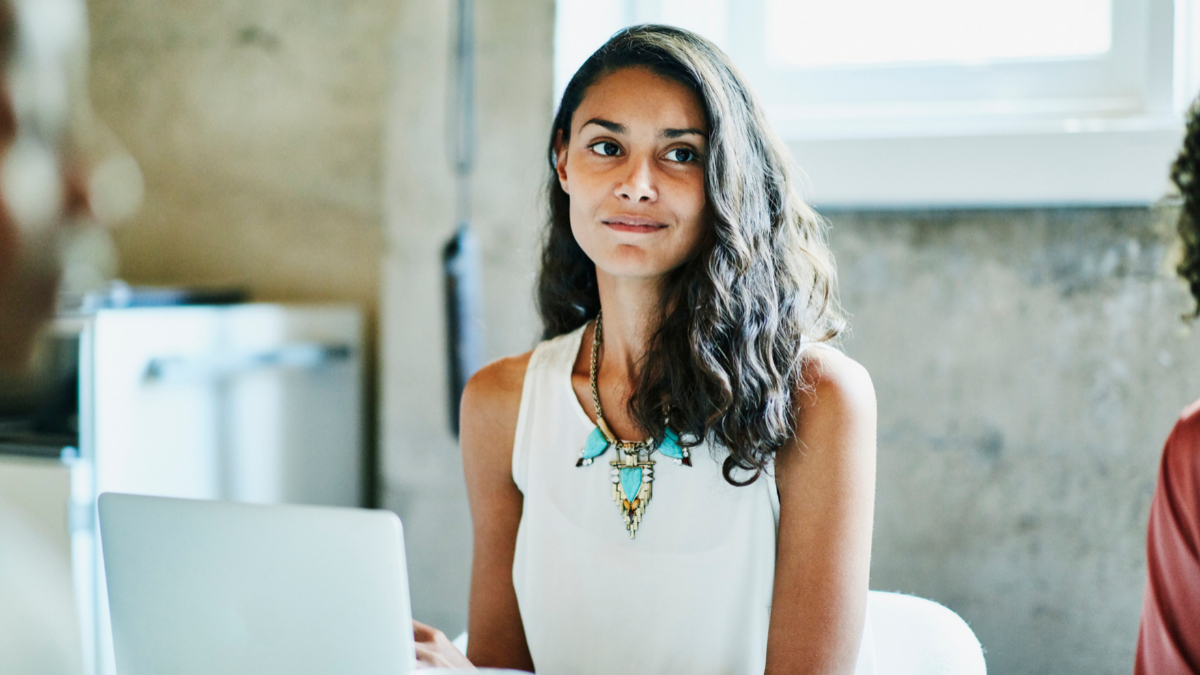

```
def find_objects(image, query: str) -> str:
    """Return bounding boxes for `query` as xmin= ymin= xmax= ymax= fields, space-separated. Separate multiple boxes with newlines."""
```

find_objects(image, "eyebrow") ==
xmin=581 ymin=118 xmax=625 ymax=134
xmin=662 ymin=127 xmax=706 ymax=139
xmin=581 ymin=117 xmax=707 ymax=140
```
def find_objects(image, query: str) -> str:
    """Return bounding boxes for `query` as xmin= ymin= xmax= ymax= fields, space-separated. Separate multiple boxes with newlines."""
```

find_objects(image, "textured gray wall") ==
xmin=89 ymin=0 xmax=392 ymax=309
xmin=381 ymin=0 xmax=552 ymax=636
xmin=830 ymin=207 xmax=1200 ymax=675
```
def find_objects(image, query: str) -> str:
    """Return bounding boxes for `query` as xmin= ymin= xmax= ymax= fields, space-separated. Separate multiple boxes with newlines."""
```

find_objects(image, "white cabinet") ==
xmin=71 ymin=304 xmax=363 ymax=675
xmin=88 ymin=305 xmax=362 ymax=504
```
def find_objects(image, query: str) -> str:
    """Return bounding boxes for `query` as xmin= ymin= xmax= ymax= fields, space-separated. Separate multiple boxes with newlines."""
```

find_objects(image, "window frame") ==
xmin=555 ymin=0 xmax=1197 ymax=208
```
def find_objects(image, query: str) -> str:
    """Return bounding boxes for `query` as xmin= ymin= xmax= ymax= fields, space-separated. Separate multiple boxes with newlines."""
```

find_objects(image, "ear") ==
xmin=554 ymin=129 xmax=569 ymax=194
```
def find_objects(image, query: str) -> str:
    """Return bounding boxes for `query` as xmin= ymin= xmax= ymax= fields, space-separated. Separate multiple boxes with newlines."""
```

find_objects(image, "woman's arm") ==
xmin=460 ymin=353 xmax=536 ymax=670
xmin=765 ymin=347 xmax=877 ymax=675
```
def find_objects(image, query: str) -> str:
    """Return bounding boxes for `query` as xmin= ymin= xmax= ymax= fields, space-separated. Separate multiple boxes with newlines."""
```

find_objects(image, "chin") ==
xmin=596 ymin=261 xmax=678 ymax=282
xmin=584 ymin=245 xmax=650 ymax=273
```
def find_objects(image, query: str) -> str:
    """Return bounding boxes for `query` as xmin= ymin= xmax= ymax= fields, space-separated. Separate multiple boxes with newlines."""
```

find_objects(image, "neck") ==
xmin=595 ymin=268 xmax=663 ymax=384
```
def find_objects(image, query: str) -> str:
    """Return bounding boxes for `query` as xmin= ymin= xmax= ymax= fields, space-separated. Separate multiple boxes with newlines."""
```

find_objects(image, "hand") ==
xmin=413 ymin=619 xmax=474 ymax=670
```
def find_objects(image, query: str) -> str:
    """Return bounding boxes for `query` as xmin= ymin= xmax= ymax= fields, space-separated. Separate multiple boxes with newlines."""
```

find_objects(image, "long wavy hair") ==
xmin=537 ymin=25 xmax=845 ymax=484
xmin=1175 ymin=98 xmax=1200 ymax=316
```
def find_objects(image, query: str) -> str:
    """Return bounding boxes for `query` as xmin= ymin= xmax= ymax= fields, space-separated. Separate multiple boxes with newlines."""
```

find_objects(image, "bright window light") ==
xmin=766 ymin=0 xmax=1112 ymax=68
xmin=557 ymin=0 xmax=1188 ymax=205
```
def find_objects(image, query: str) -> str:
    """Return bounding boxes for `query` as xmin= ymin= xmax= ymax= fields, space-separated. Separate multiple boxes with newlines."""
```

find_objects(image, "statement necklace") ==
xmin=575 ymin=310 xmax=690 ymax=538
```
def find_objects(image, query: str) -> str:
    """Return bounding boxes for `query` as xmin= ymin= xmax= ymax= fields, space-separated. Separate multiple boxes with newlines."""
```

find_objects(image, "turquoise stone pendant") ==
xmin=577 ymin=425 xmax=690 ymax=538
xmin=576 ymin=427 xmax=610 ymax=466
xmin=610 ymin=452 xmax=654 ymax=538
xmin=656 ymin=429 xmax=691 ymax=466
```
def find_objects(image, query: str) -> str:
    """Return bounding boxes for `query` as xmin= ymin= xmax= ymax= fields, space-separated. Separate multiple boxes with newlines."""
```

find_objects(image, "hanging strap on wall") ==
xmin=442 ymin=0 xmax=481 ymax=437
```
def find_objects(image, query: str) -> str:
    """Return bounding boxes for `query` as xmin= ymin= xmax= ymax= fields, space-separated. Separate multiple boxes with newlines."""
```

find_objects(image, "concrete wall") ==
xmin=381 ymin=0 xmax=553 ymax=634
xmin=830 ymin=207 xmax=1198 ymax=675
xmin=89 ymin=0 xmax=393 ymax=308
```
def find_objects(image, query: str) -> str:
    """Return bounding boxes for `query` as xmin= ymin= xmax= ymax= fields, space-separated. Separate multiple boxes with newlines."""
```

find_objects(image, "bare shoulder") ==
xmin=776 ymin=344 xmax=877 ymax=480
xmin=461 ymin=351 xmax=534 ymax=441
xmin=796 ymin=343 xmax=876 ymax=421
xmin=772 ymin=341 xmax=878 ymax=494
xmin=463 ymin=352 xmax=533 ymax=410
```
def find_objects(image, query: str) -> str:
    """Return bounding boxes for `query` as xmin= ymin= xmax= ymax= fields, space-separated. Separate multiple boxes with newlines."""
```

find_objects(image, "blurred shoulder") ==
xmin=1177 ymin=397 xmax=1200 ymax=433
xmin=1165 ymin=396 xmax=1200 ymax=465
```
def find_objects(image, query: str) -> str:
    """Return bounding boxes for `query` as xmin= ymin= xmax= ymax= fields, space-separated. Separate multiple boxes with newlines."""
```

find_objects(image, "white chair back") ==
xmin=868 ymin=591 xmax=987 ymax=675
xmin=450 ymin=591 xmax=987 ymax=675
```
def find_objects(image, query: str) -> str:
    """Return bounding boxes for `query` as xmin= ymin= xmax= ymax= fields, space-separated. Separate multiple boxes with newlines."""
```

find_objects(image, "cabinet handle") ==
xmin=144 ymin=343 xmax=352 ymax=381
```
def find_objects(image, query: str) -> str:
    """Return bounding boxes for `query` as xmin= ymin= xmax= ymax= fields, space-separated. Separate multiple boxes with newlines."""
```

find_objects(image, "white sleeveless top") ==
xmin=510 ymin=325 xmax=875 ymax=674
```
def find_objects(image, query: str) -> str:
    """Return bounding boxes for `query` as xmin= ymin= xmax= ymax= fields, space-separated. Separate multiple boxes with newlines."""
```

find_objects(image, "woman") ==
xmin=417 ymin=25 xmax=877 ymax=674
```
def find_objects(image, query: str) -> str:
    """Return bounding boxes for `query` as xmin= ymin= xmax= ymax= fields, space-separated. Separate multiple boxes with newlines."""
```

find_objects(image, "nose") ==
xmin=615 ymin=155 xmax=657 ymax=203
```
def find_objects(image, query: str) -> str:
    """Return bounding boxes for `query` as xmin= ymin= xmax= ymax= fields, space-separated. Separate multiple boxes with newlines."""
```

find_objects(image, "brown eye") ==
xmin=590 ymin=141 xmax=621 ymax=157
xmin=666 ymin=148 xmax=696 ymax=163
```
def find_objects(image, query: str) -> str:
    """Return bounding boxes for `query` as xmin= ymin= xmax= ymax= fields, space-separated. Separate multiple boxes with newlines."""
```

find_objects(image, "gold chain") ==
xmin=589 ymin=310 xmax=654 ymax=454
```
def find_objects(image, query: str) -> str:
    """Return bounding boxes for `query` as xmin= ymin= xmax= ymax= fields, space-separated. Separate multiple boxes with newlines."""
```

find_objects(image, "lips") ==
xmin=601 ymin=215 xmax=667 ymax=232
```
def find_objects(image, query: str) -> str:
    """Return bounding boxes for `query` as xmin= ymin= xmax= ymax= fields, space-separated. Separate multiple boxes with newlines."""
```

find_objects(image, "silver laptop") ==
xmin=98 ymin=493 xmax=416 ymax=675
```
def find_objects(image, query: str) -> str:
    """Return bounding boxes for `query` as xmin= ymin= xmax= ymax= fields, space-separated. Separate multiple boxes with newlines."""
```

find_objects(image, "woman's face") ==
xmin=556 ymin=67 xmax=709 ymax=282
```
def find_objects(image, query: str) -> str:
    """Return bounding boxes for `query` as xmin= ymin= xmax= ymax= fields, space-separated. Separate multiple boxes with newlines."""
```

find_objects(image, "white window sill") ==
xmin=790 ymin=120 xmax=1184 ymax=209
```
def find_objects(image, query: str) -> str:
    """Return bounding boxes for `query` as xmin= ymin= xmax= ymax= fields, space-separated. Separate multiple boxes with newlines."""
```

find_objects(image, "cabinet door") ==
xmin=92 ymin=307 xmax=224 ymax=500
xmin=90 ymin=305 xmax=362 ymax=505
xmin=220 ymin=304 xmax=362 ymax=506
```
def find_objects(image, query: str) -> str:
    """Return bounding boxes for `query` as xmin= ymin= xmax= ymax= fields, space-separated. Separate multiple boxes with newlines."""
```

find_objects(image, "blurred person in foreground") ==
xmin=0 ymin=0 xmax=135 ymax=372
xmin=1135 ymin=100 xmax=1200 ymax=675
xmin=0 ymin=0 xmax=139 ymax=672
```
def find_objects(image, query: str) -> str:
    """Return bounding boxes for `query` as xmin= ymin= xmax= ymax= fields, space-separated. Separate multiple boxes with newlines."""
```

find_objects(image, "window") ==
xmin=766 ymin=0 xmax=1112 ymax=68
xmin=555 ymin=0 xmax=1198 ymax=207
